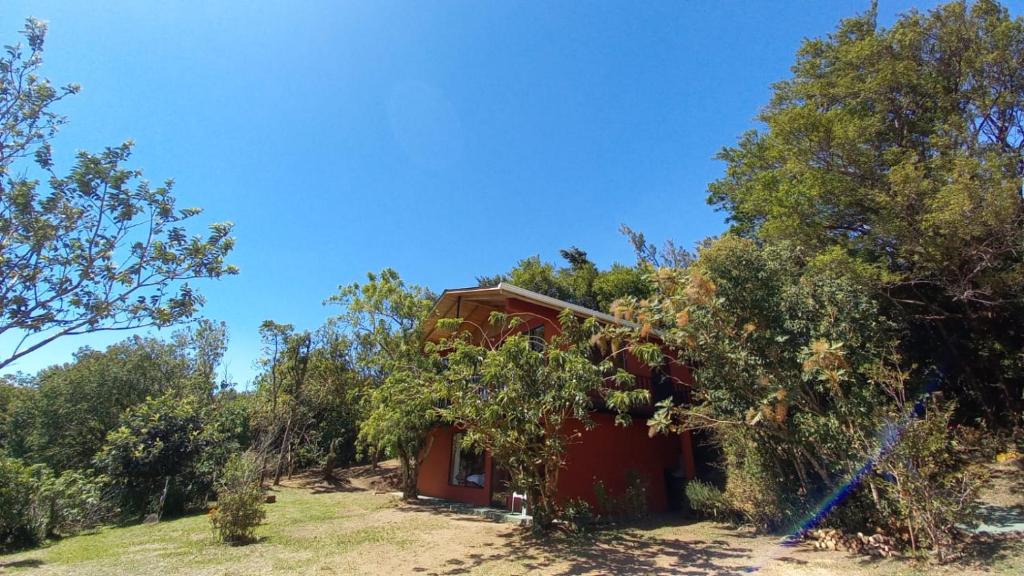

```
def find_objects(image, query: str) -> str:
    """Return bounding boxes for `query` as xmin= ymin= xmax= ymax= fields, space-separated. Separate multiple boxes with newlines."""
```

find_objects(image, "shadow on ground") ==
xmin=0 ymin=558 xmax=45 ymax=569
xmin=393 ymin=505 xmax=761 ymax=576
xmin=425 ymin=530 xmax=757 ymax=576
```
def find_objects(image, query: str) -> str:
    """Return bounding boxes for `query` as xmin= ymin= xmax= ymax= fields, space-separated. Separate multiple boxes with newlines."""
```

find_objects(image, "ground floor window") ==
xmin=449 ymin=432 xmax=485 ymax=488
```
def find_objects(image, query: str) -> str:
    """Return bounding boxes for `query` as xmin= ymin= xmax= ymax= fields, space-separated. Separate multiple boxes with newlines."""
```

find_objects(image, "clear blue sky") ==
xmin=3 ymin=0 xmax=1018 ymax=386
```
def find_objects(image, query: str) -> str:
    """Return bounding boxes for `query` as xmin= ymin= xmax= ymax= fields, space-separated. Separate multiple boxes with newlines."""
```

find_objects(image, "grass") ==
xmin=1 ymin=470 xmax=1022 ymax=576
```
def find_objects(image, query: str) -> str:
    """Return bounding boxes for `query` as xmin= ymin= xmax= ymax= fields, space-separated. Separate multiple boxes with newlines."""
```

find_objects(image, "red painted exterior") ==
xmin=417 ymin=425 xmax=494 ymax=507
xmin=416 ymin=291 xmax=697 ymax=513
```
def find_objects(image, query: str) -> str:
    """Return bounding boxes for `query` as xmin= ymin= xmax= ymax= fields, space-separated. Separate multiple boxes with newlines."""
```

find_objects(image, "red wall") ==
xmin=417 ymin=417 xmax=694 ymax=513
xmin=416 ymin=425 xmax=493 ymax=507
xmin=556 ymin=412 xmax=684 ymax=512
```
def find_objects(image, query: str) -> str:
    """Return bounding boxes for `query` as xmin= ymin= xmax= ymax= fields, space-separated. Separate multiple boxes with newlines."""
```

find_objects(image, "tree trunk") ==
xmin=157 ymin=476 xmax=172 ymax=521
xmin=397 ymin=449 xmax=418 ymax=500
xmin=274 ymin=418 xmax=292 ymax=486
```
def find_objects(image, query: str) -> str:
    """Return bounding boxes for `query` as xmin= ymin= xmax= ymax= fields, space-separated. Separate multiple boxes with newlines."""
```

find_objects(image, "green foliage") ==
xmin=874 ymin=400 xmax=992 ymax=561
xmin=0 ymin=457 xmax=112 ymax=550
xmin=94 ymin=394 xmax=217 ymax=517
xmin=35 ymin=469 xmax=117 ymax=538
xmin=435 ymin=310 xmax=649 ymax=530
xmin=209 ymin=453 xmax=265 ymax=544
xmin=706 ymin=0 xmax=1024 ymax=422
xmin=684 ymin=479 xmax=728 ymax=520
xmin=621 ymin=470 xmax=650 ymax=522
xmin=559 ymin=498 xmax=595 ymax=536
xmin=0 ymin=18 xmax=236 ymax=371
xmin=250 ymin=322 xmax=363 ymax=484
xmin=478 ymin=248 xmax=650 ymax=312
xmin=328 ymin=269 xmax=436 ymax=499
xmin=0 ymin=456 xmax=40 ymax=549
xmin=588 ymin=471 xmax=651 ymax=523
xmin=640 ymin=236 xmax=893 ymax=498
xmin=11 ymin=337 xmax=193 ymax=472
xmin=720 ymin=433 xmax=793 ymax=531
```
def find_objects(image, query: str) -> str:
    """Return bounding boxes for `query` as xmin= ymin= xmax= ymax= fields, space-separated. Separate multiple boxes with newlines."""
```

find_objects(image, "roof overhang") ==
xmin=422 ymin=282 xmax=636 ymax=343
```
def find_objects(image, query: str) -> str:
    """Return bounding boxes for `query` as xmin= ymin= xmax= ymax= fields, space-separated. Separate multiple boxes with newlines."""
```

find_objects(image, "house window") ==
xmin=527 ymin=324 xmax=546 ymax=352
xmin=449 ymin=432 xmax=485 ymax=488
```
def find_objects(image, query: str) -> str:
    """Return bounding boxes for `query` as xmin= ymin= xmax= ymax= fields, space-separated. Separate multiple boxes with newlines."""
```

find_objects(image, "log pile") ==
xmin=806 ymin=528 xmax=898 ymax=557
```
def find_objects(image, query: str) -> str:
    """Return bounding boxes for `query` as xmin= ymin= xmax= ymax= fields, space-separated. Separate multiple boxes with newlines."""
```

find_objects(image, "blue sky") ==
xmin=3 ymin=0 xmax=1018 ymax=386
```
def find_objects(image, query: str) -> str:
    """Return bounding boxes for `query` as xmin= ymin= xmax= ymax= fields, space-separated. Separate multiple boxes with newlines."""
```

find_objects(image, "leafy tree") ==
xmin=13 ymin=337 xmax=192 ymax=472
xmin=328 ymin=269 xmax=436 ymax=499
xmin=93 ymin=394 xmax=208 ymax=518
xmin=0 ymin=456 xmax=40 ymax=549
xmin=0 ymin=18 xmax=236 ymax=371
xmin=622 ymin=236 xmax=897 ymax=528
xmin=705 ymin=0 xmax=1024 ymax=422
xmin=172 ymin=319 xmax=230 ymax=397
xmin=0 ymin=374 xmax=34 ymax=456
xmin=434 ymin=310 xmax=649 ymax=530
xmin=478 ymin=248 xmax=650 ymax=312
xmin=250 ymin=321 xmax=364 ymax=485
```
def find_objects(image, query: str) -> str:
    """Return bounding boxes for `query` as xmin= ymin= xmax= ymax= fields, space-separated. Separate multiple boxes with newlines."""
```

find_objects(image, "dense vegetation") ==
xmin=620 ymin=0 xmax=1024 ymax=560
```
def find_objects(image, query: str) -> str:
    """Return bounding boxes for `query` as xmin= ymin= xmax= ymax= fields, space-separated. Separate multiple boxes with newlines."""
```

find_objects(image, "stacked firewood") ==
xmin=806 ymin=528 xmax=899 ymax=557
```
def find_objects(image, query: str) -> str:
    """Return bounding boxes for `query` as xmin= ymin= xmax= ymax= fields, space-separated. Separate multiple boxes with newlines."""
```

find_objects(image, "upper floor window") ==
xmin=527 ymin=324 xmax=546 ymax=352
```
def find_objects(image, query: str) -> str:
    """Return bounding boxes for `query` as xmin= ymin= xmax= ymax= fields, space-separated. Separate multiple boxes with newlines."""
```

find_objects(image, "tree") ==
xmin=434 ymin=309 xmax=649 ymax=530
xmin=13 ymin=337 xmax=191 ymax=472
xmin=0 ymin=18 xmax=237 ymax=371
xmin=93 ymin=394 xmax=208 ymax=519
xmin=250 ymin=320 xmax=364 ymax=485
xmin=328 ymin=269 xmax=436 ymax=499
xmin=705 ymin=0 xmax=1024 ymax=422
xmin=478 ymin=248 xmax=651 ymax=312
xmin=629 ymin=237 xmax=898 ymax=529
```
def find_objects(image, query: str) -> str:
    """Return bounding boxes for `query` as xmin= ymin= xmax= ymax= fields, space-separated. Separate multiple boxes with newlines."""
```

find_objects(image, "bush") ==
xmin=589 ymin=470 xmax=650 ymax=523
xmin=0 ymin=457 xmax=40 ymax=549
xmin=874 ymin=400 xmax=990 ymax=562
xmin=0 ymin=458 xmax=117 ymax=550
xmin=560 ymin=498 xmax=594 ymax=535
xmin=209 ymin=453 xmax=265 ymax=544
xmin=721 ymin=434 xmax=791 ymax=531
xmin=621 ymin=469 xmax=650 ymax=521
xmin=685 ymin=479 xmax=728 ymax=520
xmin=38 ymin=470 xmax=117 ymax=536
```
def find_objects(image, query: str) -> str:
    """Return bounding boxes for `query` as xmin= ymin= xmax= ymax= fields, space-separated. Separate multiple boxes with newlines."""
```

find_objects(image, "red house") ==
xmin=416 ymin=283 xmax=698 ymax=514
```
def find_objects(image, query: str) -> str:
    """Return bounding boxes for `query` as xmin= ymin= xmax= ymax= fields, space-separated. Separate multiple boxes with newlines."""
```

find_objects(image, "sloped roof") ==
xmin=422 ymin=282 xmax=633 ymax=342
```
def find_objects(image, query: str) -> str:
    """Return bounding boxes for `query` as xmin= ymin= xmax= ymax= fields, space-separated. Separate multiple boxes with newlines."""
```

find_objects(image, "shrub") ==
xmin=0 ymin=457 xmax=39 ymax=549
xmin=209 ymin=453 xmax=265 ymax=544
xmin=621 ymin=469 xmax=650 ymax=521
xmin=721 ymin=434 xmax=791 ymax=531
xmin=685 ymin=479 xmax=728 ymax=520
xmin=874 ymin=400 xmax=990 ymax=562
xmin=1 ymin=458 xmax=117 ymax=550
xmin=560 ymin=498 xmax=594 ymax=535
xmin=589 ymin=470 xmax=650 ymax=523
xmin=38 ymin=470 xmax=117 ymax=536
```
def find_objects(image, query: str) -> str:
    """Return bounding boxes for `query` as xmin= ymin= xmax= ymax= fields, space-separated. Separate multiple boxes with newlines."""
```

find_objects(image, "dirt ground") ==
xmin=2 ymin=460 xmax=1021 ymax=576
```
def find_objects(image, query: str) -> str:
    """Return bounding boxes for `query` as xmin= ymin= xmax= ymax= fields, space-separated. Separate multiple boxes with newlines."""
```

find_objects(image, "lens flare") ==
xmin=739 ymin=379 xmax=939 ymax=573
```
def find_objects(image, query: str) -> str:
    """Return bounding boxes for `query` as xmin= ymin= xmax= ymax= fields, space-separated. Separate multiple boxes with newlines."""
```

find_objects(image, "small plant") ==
xmin=589 ymin=470 xmax=650 ymax=523
xmin=560 ymin=498 xmax=594 ymax=536
xmin=592 ymin=479 xmax=614 ymax=519
xmin=621 ymin=469 xmax=650 ymax=521
xmin=210 ymin=453 xmax=266 ymax=544
xmin=685 ymin=479 xmax=728 ymax=520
